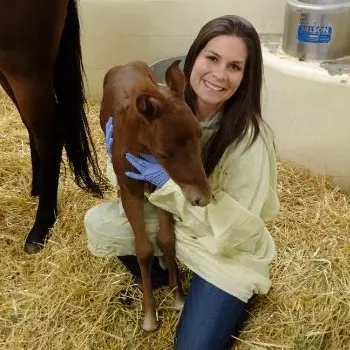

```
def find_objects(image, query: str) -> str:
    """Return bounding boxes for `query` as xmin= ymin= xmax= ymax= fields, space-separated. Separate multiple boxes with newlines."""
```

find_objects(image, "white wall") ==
xmin=261 ymin=45 xmax=350 ymax=191
xmin=79 ymin=0 xmax=286 ymax=97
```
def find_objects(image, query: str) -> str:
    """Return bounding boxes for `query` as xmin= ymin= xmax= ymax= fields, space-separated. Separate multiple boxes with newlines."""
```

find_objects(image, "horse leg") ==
xmin=25 ymin=92 xmax=61 ymax=253
xmin=120 ymin=190 xmax=158 ymax=332
xmin=28 ymin=134 xmax=42 ymax=197
xmin=157 ymin=209 xmax=185 ymax=311
xmin=6 ymin=73 xmax=62 ymax=253
xmin=0 ymin=72 xmax=42 ymax=198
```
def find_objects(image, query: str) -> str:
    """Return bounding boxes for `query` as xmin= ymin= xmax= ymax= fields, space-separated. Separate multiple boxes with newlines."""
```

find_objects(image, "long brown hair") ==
xmin=183 ymin=15 xmax=264 ymax=177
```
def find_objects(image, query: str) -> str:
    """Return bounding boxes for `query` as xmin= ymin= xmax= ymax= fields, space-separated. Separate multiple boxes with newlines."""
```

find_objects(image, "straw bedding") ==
xmin=0 ymin=92 xmax=349 ymax=350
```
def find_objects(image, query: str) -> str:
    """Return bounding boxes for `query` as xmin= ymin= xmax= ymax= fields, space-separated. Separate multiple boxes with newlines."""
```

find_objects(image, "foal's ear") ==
xmin=165 ymin=60 xmax=185 ymax=100
xmin=136 ymin=94 xmax=161 ymax=120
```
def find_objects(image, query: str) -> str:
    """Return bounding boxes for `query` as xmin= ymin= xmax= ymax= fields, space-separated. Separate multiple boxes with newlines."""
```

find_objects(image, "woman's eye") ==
xmin=229 ymin=64 xmax=240 ymax=71
xmin=206 ymin=55 xmax=217 ymax=62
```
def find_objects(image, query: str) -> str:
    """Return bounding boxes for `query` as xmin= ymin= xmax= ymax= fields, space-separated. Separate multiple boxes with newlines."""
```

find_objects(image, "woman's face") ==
xmin=190 ymin=35 xmax=248 ymax=117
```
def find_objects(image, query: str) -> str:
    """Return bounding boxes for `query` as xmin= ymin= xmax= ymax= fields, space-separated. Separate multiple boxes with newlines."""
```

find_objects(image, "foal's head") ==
xmin=135 ymin=60 xmax=211 ymax=206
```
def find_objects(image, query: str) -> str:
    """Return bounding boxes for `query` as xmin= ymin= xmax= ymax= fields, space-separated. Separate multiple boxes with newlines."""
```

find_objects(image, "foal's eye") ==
xmin=157 ymin=153 xmax=174 ymax=162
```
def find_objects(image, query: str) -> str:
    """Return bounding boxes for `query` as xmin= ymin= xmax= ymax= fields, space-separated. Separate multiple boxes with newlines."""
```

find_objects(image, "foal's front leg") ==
xmin=157 ymin=209 xmax=185 ymax=310
xmin=120 ymin=191 xmax=158 ymax=332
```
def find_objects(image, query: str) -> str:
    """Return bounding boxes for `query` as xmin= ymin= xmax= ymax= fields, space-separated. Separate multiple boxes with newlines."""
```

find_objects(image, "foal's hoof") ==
xmin=24 ymin=241 xmax=44 ymax=254
xmin=173 ymin=294 xmax=185 ymax=311
xmin=141 ymin=314 xmax=158 ymax=332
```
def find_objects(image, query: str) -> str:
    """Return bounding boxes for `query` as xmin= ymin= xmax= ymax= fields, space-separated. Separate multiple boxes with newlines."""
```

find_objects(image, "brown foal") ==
xmin=100 ymin=60 xmax=211 ymax=331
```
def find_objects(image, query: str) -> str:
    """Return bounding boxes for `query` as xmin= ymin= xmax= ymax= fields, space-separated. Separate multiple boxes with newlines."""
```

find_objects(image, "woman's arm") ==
xmin=148 ymin=134 xmax=279 ymax=256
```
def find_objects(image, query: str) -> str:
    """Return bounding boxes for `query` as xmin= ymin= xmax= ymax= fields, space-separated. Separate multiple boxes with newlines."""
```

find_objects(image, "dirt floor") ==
xmin=0 ymin=93 xmax=349 ymax=350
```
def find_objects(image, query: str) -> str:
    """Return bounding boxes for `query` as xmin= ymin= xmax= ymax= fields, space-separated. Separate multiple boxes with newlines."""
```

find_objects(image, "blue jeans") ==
xmin=118 ymin=256 xmax=247 ymax=350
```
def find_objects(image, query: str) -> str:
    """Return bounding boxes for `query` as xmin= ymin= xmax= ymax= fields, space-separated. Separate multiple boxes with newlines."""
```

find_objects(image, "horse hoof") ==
xmin=24 ymin=242 xmax=44 ymax=254
xmin=141 ymin=315 xmax=158 ymax=332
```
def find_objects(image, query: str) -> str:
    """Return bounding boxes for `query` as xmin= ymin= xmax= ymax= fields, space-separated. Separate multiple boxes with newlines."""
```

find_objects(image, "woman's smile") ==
xmin=203 ymin=79 xmax=225 ymax=92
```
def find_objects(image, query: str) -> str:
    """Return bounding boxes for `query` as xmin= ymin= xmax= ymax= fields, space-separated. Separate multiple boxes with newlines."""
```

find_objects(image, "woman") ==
xmin=85 ymin=15 xmax=279 ymax=350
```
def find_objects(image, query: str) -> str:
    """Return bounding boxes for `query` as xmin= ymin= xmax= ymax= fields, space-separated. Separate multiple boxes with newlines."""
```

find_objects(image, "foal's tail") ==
xmin=53 ymin=0 xmax=105 ymax=196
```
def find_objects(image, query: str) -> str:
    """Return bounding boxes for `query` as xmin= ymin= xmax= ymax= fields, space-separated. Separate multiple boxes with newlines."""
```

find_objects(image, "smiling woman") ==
xmin=189 ymin=35 xmax=247 ymax=121
xmin=183 ymin=16 xmax=266 ymax=177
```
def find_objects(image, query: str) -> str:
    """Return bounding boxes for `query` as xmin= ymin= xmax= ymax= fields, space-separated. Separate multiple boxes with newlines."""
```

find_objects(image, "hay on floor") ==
xmin=0 ymin=93 xmax=349 ymax=350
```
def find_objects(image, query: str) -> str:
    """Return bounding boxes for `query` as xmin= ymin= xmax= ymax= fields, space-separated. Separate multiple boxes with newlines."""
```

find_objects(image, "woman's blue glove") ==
xmin=105 ymin=116 xmax=113 ymax=159
xmin=125 ymin=153 xmax=170 ymax=188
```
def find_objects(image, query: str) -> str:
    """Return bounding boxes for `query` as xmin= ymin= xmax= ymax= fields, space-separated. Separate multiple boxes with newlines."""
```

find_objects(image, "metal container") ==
xmin=282 ymin=0 xmax=350 ymax=60
xmin=150 ymin=55 xmax=185 ymax=85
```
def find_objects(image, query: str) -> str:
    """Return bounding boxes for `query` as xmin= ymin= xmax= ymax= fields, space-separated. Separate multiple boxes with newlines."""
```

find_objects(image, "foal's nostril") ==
xmin=183 ymin=186 xmax=211 ymax=206
xmin=192 ymin=197 xmax=210 ymax=207
xmin=193 ymin=199 xmax=201 ymax=206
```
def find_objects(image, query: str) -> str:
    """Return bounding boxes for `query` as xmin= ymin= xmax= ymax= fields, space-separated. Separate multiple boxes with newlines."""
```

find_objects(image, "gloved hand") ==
xmin=125 ymin=153 xmax=170 ymax=188
xmin=105 ymin=116 xmax=113 ymax=159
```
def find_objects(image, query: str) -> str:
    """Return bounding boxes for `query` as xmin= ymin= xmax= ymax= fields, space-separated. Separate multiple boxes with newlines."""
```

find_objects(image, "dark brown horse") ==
xmin=100 ymin=60 xmax=211 ymax=331
xmin=0 ymin=0 xmax=104 ymax=253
